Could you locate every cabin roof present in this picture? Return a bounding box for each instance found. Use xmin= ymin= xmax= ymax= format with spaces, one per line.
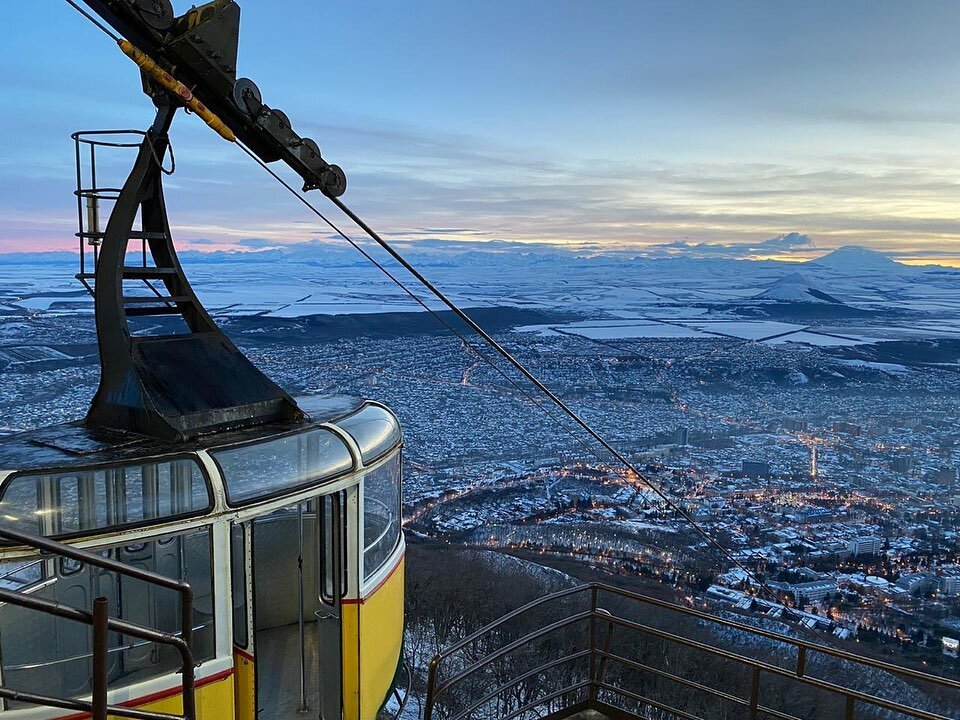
xmin=0 ymin=394 xmax=366 ymax=472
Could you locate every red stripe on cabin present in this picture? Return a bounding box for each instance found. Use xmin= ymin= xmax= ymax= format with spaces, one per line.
xmin=54 ymin=668 xmax=234 ymax=720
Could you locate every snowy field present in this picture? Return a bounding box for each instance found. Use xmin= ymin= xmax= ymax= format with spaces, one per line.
xmin=2 ymin=245 xmax=960 ymax=350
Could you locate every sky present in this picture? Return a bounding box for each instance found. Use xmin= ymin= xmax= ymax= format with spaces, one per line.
xmin=2 ymin=1 xmax=960 ymax=263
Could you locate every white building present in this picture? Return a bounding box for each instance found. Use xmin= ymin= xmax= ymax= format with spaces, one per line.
xmin=943 ymin=636 xmax=959 ymax=658
xmin=939 ymin=574 xmax=960 ymax=596
xmin=847 ymin=536 xmax=883 ymax=556
xmin=769 ymin=579 xmax=839 ymax=603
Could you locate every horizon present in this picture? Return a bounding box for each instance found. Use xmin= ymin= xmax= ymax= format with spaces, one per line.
xmin=3 ymin=2 xmax=960 ymax=264
xmin=2 ymin=236 xmax=958 ymax=269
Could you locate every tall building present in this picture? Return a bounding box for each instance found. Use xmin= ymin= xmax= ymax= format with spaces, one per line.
xmin=939 ymin=574 xmax=960 ymax=596
xmin=896 ymin=573 xmax=934 ymax=595
xmin=768 ymin=579 xmax=838 ymax=603
xmin=742 ymin=460 xmax=771 ymax=477
xmin=833 ymin=421 xmax=861 ymax=436
xmin=935 ymin=467 xmax=957 ymax=485
xmin=848 ymin=536 xmax=884 ymax=557
xmin=674 ymin=426 xmax=689 ymax=446
xmin=891 ymin=455 xmax=915 ymax=475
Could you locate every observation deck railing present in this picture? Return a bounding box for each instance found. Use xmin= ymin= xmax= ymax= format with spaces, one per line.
xmin=0 ymin=527 xmax=196 ymax=720
xmin=424 ymin=583 xmax=960 ymax=720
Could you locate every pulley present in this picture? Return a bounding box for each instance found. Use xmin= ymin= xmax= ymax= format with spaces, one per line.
xmin=131 ymin=0 xmax=174 ymax=31
xmin=232 ymin=77 xmax=263 ymax=118
xmin=321 ymin=165 xmax=347 ymax=198
xmin=299 ymin=137 xmax=322 ymax=162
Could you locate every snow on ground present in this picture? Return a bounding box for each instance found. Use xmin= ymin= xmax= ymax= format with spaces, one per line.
xmin=2 ymin=252 xmax=960 ymax=347
xmin=764 ymin=331 xmax=878 ymax=347
xmin=685 ymin=320 xmax=805 ymax=340
xmin=836 ymin=359 xmax=912 ymax=374
xmin=551 ymin=322 xmax=710 ymax=340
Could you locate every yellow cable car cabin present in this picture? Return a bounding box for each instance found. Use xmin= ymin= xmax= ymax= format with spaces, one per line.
xmin=0 ymin=397 xmax=405 ymax=719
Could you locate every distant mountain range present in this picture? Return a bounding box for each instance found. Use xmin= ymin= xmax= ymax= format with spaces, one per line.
xmin=0 ymin=239 xmax=925 ymax=278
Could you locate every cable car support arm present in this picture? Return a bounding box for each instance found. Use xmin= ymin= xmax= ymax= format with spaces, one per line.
xmin=76 ymin=0 xmax=346 ymax=196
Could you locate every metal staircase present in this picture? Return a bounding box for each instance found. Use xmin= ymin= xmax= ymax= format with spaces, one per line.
xmin=424 ymin=583 xmax=960 ymax=720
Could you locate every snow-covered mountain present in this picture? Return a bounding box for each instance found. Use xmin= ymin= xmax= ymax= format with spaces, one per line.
xmin=811 ymin=246 xmax=901 ymax=273
xmin=755 ymin=272 xmax=844 ymax=304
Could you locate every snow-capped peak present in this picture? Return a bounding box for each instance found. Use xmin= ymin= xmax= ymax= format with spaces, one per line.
xmin=812 ymin=245 xmax=901 ymax=273
xmin=756 ymin=271 xmax=843 ymax=304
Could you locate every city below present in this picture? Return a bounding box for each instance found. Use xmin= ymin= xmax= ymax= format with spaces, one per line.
xmin=1 ymin=243 xmax=959 ymax=686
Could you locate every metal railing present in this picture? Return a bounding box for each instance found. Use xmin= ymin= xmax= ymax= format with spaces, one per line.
xmin=71 ymin=129 xmax=177 ymax=305
xmin=0 ymin=527 xmax=196 ymax=720
xmin=424 ymin=583 xmax=960 ymax=720
xmin=379 ymin=657 xmax=416 ymax=720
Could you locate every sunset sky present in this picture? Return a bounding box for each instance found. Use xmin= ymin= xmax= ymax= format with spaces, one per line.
xmin=2 ymin=1 xmax=960 ymax=263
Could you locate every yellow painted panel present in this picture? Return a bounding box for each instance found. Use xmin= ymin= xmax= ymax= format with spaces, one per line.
xmin=105 ymin=673 xmax=235 ymax=719
xmin=359 ymin=558 xmax=405 ymax=720
xmin=342 ymin=602 xmax=361 ymax=719
xmin=233 ymin=651 xmax=256 ymax=720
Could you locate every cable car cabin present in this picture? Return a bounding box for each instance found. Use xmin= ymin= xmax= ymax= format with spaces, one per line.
xmin=0 ymin=396 xmax=404 ymax=720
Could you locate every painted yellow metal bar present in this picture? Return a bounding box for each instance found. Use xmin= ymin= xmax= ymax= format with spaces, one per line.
xmin=118 ymin=40 xmax=237 ymax=143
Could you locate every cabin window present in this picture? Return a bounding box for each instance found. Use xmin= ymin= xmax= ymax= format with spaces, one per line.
xmin=0 ymin=527 xmax=215 ymax=708
xmin=363 ymin=453 xmax=402 ymax=580
xmin=0 ymin=476 xmax=39 ymax=535
xmin=0 ymin=458 xmax=210 ymax=540
xmin=0 ymin=558 xmax=44 ymax=590
xmin=319 ymin=492 xmax=347 ymax=603
xmin=213 ymin=428 xmax=353 ymax=505
xmin=231 ymin=522 xmax=248 ymax=648
xmin=337 ymin=404 xmax=402 ymax=465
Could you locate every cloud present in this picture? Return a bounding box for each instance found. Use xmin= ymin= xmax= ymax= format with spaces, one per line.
xmin=756 ymin=233 xmax=817 ymax=251
xmin=6 ymin=108 xmax=960 ymax=256
xmin=647 ymin=233 xmax=817 ymax=260
xmin=236 ymin=237 xmax=284 ymax=249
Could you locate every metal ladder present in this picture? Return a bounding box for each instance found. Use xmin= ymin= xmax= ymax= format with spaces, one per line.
xmin=73 ymin=129 xmax=206 ymax=324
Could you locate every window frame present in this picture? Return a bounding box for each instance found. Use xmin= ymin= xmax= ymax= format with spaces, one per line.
xmin=361 ymin=450 xmax=403 ymax=582
xmin=0 ymin=454 xmax=214 ymax=544
xmin=230 ymin=522 xmax=249 ymax=649
xmin=0 ymin=523 xmax=219 ymax=706
xmin=210 ymin=426 xmax=356 ymax=508
xmin=319 ymin=491 xmax=348 ymax=606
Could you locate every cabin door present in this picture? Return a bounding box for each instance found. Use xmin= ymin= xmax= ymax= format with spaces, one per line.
xmin=251 ymin=493 xmax=345 ymax=720
xmin=316 ymin=491 xmax=346 ymax=720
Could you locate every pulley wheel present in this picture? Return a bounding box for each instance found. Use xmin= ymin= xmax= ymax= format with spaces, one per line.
xmin=300 ymin=138 xmax=321 ymax=160
xmin=232 ymin=78 xmax=263 ymax=117
xmin=322 ymin=165 xmax=347 ymax=198
xmin=133 ymin=0 xmax=175 ymax=31
xmin=272 ymin=109 xmax=292 ymax=130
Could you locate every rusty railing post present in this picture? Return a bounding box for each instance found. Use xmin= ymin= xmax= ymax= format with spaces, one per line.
xmin=595 ymin=608 xmax=614 ymax=691
xmin=92 ymin=596 xmax=109 ymax=720
xmin=180 ymin=585 xmax=196 ymax=720
xmin=845 ymin=696 xmax=856 ymax=720
xmin=588 ymin=585 xmax=598 ymax=705
xmin=749 ymin=666 xmax=761 ymax=720
xmin=424 ymin=655 xmax=440 ymax=720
